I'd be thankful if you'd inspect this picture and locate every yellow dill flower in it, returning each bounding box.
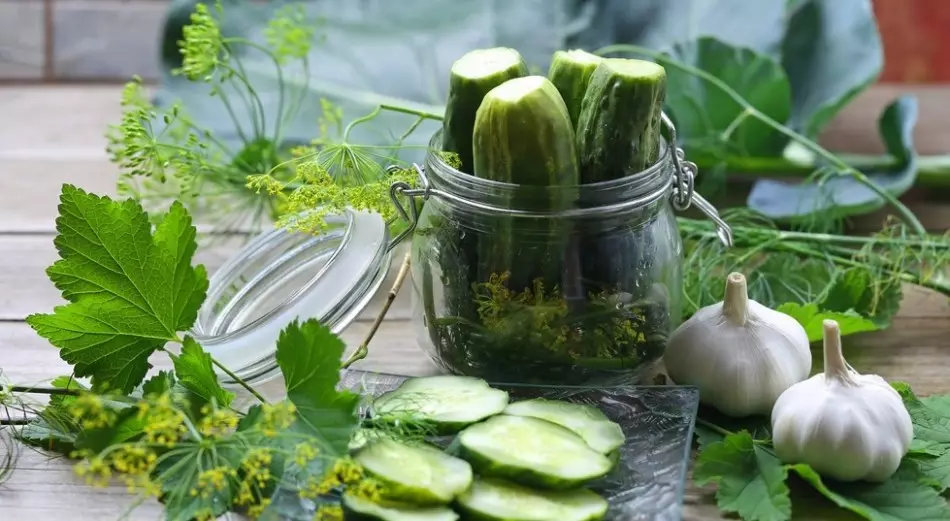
[175,2,224,81]
[67,393,117,430]
[73,457,112,488]
[350,478,385,503]
[241,447,274,488]
[313,504,344,521]
[330,457,364,485]
[294,442,319,467]
[194,508,217,521]
[191,466,235,499]
[263,4,317,64]
[234,480,256,506]
[260,401,297,437]
[299,473,339,500]
[247,498,272,520]
[198,408,239,438]
[110,444,157,476]
[140,393,188,447]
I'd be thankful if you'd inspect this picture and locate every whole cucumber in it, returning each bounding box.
[575,58,666,184]
[547,49,604,128]
[441,47,529,174]
[471,75,580,291]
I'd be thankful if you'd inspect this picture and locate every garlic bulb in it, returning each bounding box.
[663,272,811,417]
[771,319,912,482]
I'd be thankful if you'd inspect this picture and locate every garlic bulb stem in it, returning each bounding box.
[822,319,856,384]
[722,273,749,326]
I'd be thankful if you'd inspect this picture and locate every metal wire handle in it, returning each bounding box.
[388,114,733,248]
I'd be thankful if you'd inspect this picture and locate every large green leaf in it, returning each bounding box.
[663,37,791,162]
[781,0,883,139]
[747,96,919,220]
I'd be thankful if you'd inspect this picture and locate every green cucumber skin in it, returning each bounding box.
[354,440,473,506]
[341,494,460,521]
[454,478,608,521]
[457,441,611,491]
[575,58,666,184]
[471,76,580,292]
[441,49,529,174]
[547,50,604,128]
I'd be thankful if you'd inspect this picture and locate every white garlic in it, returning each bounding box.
[771,319,913,482]
[663,272,811,417]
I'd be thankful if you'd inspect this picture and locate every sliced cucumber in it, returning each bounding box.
[457,415,613,490]
[456,478,608,521]
[503,399,625,454]
[372,376,509,433]
[341,492,459,521]
[354,437,473,505]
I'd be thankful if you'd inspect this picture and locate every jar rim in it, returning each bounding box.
[191,208,392,384]
[417,129,674,219]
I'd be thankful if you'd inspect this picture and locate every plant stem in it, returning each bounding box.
[8,386,79,396]
[699,153,950,189]
[0,418,31,426]
[696,417,734,438]
[210,358,267,404]
[379,104,444,121]
[595,44,928,237]
[342,252,412,369]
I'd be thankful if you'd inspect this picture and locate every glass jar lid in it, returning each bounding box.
[191,208,393,385]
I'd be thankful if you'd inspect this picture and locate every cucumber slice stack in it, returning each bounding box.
[343,375,625,521]
[457,415,614,490]
[372,375,510,434]
[354,437,474,505]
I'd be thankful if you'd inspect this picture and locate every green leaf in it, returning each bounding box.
[908,439,949,458]
[663,37,791,162]
[47,375,89,407]
[917,452,950,492]
[818,267,903,328]
[748,96,919,220]
[694,431,791,521]
[17,415,78,452]
[141,370,177,397]
[790,463,950,521]
[893,384,950,444]
[172,337,234,407]
[25,185,208,393]
[776,302,877,342]
[781,0,882,139]
[275,319,360,456]
[74,408,145,453]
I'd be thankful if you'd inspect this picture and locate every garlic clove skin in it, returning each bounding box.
[771,319,913,483]
[663,272,811,417]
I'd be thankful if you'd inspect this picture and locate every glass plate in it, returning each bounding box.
[267,369,700,521]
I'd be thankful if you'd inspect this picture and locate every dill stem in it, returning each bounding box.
[342,252,412,369]
[8,386,79,396]
[379,104,444,121]
[210,358,267,404]
[679,220,949,249]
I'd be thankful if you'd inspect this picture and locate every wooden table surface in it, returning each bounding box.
[2,84,950,520]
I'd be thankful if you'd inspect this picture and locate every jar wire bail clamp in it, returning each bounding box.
[387,112,733,249]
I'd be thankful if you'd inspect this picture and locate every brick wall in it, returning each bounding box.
[0,1,944,84]
[0,0,167,82]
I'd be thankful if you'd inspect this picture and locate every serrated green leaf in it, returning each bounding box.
[25,185,208,393]
[141,370,177,398]
[819,267,903,327]
[916,452,950,492]
[172,337,234,407]
[909,439,949,458]
[694,431,791,521]
[275,319,360,456]
[776,302,877,342]
[790,463,950,521]
[893,384,950,444]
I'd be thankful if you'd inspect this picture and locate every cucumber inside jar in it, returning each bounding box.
[418,48,674,385]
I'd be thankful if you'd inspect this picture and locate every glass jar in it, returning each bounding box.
[392,114,731,385]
